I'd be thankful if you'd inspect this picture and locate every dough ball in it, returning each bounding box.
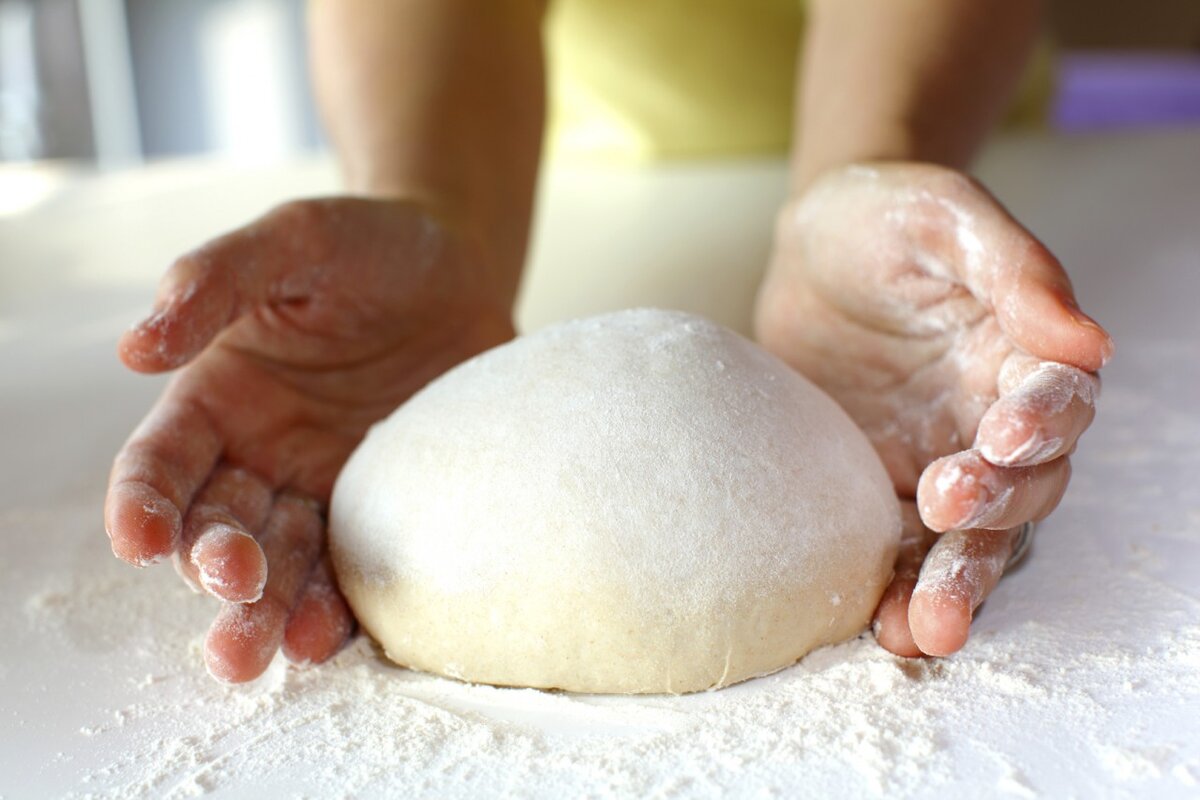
[329,309,900,694]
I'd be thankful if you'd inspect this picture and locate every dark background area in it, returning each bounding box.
[1050,0,1200,49]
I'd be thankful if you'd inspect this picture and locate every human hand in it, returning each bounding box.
[105,198,515,681]
[755,163,1112,657]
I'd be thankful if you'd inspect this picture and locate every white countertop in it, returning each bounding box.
[1,130,1198,799]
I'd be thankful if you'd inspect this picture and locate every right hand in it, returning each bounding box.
[104,197,516,682]
[755,163,1110,657]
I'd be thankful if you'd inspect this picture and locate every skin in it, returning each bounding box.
[105,0,1111,681]
[107,0,541,682]
[756,164,1109,658]
[109,198,517,680]
[768,0,1112,656]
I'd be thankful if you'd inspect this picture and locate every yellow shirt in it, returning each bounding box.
[546,0,1050,163]
[547,0,804,162]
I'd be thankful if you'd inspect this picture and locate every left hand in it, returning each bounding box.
[104,197,517,681]
[755,162,1112,657]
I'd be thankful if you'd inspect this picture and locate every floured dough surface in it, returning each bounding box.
[329,309,900,694]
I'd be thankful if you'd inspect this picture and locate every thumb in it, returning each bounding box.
[982,235,1113,372]
[945,178,1114,372]
[117,200,337,373]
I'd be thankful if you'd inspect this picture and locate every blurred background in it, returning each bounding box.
[0,0,1198,167]
[0,0,320,167]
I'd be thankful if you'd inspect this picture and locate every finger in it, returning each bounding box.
[917,449,1070,533]
[932,173,1114,372]
[908,527,1021,657]
[174,464,273,602]
[117,201,338,373]
[105,393,222,565]
[204,492,324,683]
[282,554,355,666]
[873,504,938,658]
[977,353,1099,468]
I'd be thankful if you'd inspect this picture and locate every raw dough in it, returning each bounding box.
[329,309,900,694]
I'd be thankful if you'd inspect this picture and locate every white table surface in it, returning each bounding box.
[1,130,1198,799]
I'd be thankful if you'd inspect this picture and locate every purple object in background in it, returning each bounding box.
[1053,53,1200,131]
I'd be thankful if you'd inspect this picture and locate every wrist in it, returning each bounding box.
[790,121,983,198]
[340,164,530,310]
[791,120,912,195]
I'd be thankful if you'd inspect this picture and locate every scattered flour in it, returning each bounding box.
[15,537,1200,800]
[6,340,1200,799]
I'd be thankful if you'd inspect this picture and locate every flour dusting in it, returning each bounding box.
[15,528,1200,800]
[6,341,1200,799]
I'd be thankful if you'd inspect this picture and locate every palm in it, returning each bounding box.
[756,180,1011,496]
[755,163,1111,657]
[173,321,506,498]
[170,253,513,500]
[106,198,514,681]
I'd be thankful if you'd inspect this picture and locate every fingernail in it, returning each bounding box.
[1065,303,1115,366]
[979,438,1016,467]
[1098,333,1115,367]
[980,431,1065,468]
[953,481,1012,530]
[128,305,169,335]
[130,278,199,331]
[954,492,988,529]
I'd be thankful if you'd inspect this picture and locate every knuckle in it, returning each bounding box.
[164,249,216,296]
[270,198,323,229]
[928,167,981,201]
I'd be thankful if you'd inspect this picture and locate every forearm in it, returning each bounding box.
[792,0,1042,192]
[308,0,545,295]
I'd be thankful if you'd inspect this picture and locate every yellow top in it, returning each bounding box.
[545,0,1050,163]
